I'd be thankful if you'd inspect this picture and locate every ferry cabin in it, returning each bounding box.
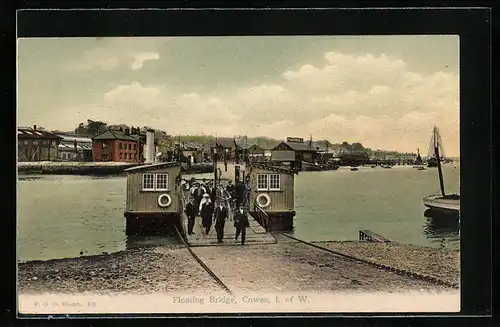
[247,163,297,230]
[123,162,184,235]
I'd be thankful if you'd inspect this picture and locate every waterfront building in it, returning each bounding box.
[92,129,143,163]
[271,138,318,163]
[203,137,239,162]
[56,134,93,162]
[17,125,62,162]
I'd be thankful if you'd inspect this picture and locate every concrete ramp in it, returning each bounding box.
[185,214,276,247]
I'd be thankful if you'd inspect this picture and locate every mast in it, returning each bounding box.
[434,130,446,197]
[213,134,217,186]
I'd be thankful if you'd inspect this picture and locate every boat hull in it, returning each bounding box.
[423,194,460,214]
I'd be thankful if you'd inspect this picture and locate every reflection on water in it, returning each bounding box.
[423,209,460,247]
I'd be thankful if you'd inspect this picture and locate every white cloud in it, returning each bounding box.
[66,38,163,71]
[51,49,459,155]
[131,52,160,70]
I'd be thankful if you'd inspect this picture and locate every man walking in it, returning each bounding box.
[214,201,228,243]
[233,204,249,245]
[185,197,197,235]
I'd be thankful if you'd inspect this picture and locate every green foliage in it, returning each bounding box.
[74,119,108,136]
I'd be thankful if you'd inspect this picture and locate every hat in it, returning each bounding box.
[203,193,210,197]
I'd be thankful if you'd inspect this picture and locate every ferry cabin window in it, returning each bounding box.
[155,174,169,191]
[257,174,268,190]
[142,173,155,191]
[257,173,281,191]
[269,174,280,190]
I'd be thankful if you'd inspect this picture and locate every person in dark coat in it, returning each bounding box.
[184,197,197,235]
[214,202,228,243]
[234,180,246,207]
[199,193,214,235]
[191,183,206,215]
[226,180,235,197]
[233,204,249,245]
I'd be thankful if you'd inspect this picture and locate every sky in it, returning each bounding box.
[17,36,460,156]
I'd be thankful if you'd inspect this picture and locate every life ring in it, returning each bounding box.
[256,193,271,208]
[158,194,172,208]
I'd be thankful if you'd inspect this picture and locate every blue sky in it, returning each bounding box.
[17,35,459,155]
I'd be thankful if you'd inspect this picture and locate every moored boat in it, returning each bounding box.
[422,126,459,215]
[423,194,460,213]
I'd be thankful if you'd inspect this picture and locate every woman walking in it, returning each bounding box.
[199,193,214,235]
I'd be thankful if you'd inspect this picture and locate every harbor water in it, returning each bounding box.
[17,165,460,261]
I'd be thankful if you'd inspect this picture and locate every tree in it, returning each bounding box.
[352,142,365,151]
[74,119,108,136]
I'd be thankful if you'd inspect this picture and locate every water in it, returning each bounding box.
[17,166,460,261]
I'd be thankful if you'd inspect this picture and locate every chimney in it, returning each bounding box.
[145,129,155,164]
[125,128,130,136]
[33,125,37,131]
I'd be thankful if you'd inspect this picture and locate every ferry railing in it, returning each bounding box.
[254,200,269,232]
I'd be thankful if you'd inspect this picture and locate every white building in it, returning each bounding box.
[57,134,93,161]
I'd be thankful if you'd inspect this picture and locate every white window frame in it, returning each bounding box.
[257,174,269,191]
[256,173,281,191]
[155,173,169,191]
[142,173,169,191]
[142,173,155,191]
[269,173,281,191]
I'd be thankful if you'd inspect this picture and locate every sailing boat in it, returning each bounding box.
[426,126,445,167]
[422,126,460,214]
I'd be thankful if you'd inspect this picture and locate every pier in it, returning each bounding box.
[359,230,391,243]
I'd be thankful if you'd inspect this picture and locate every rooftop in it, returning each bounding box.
[92,130,138,141]
[124,161,182,173]
[249,162,297,175]
[273,141,317,152]
[204,137,236,149]
[17,127,62,140]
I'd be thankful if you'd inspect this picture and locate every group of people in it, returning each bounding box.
[225,176,251,209]
[184,178,250,245]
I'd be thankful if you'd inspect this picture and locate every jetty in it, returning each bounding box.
[359,230,391,243]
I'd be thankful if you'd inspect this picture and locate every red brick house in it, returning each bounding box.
[92,129,143,163]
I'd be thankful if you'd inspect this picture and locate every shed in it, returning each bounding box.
[247,163,296,214]
[123,162,184,216]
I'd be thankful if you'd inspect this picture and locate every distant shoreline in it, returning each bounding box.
[17,161,140,175]
[17,161,215,175]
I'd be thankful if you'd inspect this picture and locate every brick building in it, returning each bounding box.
[92,129,143,163]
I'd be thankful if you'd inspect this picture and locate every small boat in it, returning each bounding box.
[371,165,377,168]
[422,126,459,215]
[417,166,426,170]
[301,160,322,172]
[381,165,392,169]
[351,167,359,171]
[423,194,460,213]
